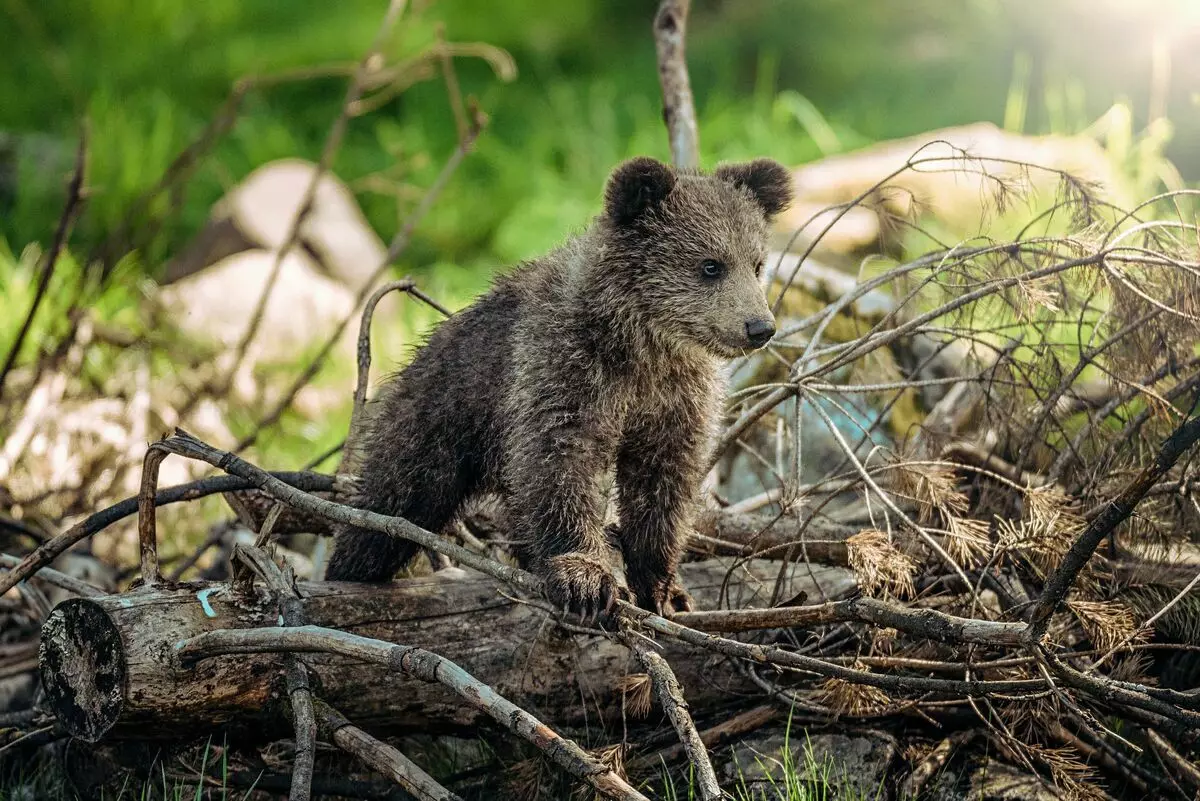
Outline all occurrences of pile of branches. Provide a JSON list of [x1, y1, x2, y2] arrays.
[[6, 1, 1200, 800]]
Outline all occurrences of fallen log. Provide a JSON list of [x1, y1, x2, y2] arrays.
[[38, 557, 856, 743]]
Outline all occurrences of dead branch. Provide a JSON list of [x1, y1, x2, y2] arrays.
[[618, 627, 720, 800], [1027, 411, 1200, 641], [653, 0, 699, 169], [0, 471, 332, 597], [0, 553, 104, 598], [155, 430, 539, 591], [317, 700, 461, 801], [635, 615, 1042, 696], [675, 595, 1024, 644], [343, 278, 451, 472], [178, 625, 649, 801], [234, 545, 316, 801], [135, 446, 169, 587]]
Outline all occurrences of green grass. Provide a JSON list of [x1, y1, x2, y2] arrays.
[[657, 713, 884, 801], [0, 736, 259, 801]]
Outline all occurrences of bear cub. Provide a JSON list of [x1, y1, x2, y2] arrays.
[[325, 155, 793, 616]]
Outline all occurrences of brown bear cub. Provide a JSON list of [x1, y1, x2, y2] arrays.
[[325, 155, 792, 616]]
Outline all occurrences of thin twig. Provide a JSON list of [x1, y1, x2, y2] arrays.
[[234, 115, 484, 452], [1145, 729, 1200, 794], [0, 471, 332, 597], [166, 525, 228, 582], [342, 278, 451, 472], [0, 126, 87, 400], [0, 724, 61, 756], [157, 430, 538, 591], [435, 25, 468, 143]]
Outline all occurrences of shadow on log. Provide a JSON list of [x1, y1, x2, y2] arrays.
[[39, 558, 856, 743]]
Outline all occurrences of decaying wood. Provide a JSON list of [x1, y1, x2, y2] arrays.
[[181, 628, 647, 801], [37, 557, 855, 743]]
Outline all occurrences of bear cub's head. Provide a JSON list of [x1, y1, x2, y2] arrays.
[[601, 155, 792, 358]]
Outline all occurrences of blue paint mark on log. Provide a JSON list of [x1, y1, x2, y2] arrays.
[[196, 588, 218, 618]]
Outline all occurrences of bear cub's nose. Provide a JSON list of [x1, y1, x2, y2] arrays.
[[744, 318, 776, 348]]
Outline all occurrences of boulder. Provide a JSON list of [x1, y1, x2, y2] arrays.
[[776, 122, 1129, 258], [163, 159, 387, 291]]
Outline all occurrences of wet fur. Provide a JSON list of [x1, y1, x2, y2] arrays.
[[325, 156, 793, 615]]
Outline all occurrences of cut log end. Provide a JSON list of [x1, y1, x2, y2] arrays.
[[39, 598, 126, 743]]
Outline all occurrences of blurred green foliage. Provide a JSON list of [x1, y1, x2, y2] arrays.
[[4, 0, 1198, 278], [2, 0, 1198, 474]]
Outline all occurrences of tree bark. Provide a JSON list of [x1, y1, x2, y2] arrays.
[[39, 558, 855, 743]]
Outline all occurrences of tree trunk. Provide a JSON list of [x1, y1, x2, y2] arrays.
[[39, 558, 855, 743]]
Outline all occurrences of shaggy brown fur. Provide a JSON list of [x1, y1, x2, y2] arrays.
[[325, 156, 792, 615]]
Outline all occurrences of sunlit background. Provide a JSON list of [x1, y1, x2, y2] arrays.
[[4, 0, 1199, 270], [2, 0, 1200, 545]]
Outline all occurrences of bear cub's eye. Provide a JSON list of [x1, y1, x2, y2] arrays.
[[700, 259, 726, 280], [755, 259, 765, 278]]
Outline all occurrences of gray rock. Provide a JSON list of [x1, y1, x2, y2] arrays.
[[719, 728, 895, 799], [967, 761, 1062, 800], [918, 757, 1064, 801]]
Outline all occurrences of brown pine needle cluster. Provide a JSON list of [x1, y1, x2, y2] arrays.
[[996, 486, 1083, 575], [814, 662, 892, 716], [1037, 745, 1106, 801], [944, 515, 992, 567], [618, 672, 653, 719], [1014, 276, 1063, 319], [847, 529, 917, 598], [505, 754, 552, 801], [894, 463, 969, 524], [1066, 599, 1142, 653], [572, 744, 630, 801]]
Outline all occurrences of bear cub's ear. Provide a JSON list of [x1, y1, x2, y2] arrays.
[[715, 158, 793, 218], [605, 157, 677, 226]]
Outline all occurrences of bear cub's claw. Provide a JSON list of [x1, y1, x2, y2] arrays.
[[630, 576, 695, 617], [544, 552, 631, 622], [662, 581, 695, 616]]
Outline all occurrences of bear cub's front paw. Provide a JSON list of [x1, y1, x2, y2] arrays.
[[631, 575, 694, 617], [543, 552, 631, 620]]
